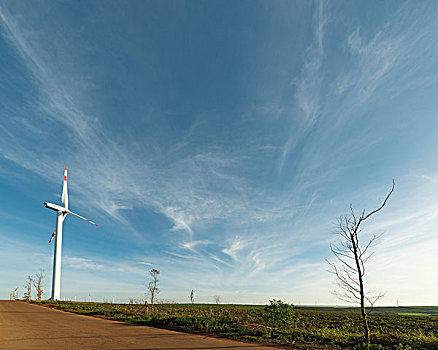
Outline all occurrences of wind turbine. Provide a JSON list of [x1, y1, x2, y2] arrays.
[[44, 166, 98, 300]]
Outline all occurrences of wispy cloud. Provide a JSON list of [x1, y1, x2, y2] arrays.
[[181, 240, 211, 251], [417, 174, 438, 184], [222, 237, 248, 261], [279, 1, 326, 172], [333, 3, 437, 126], [295, 0, 325, 128], [64, 257, 105, 271], [278, 2, 438, 204]]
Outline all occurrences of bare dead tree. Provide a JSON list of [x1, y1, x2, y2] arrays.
[[190, 289, 195, 304], [328, 180, 394, 346], [24, 276, 32, 301], [10, 288, 18, 300], [213, 295, 221, 305], [147, 268, 160, 311], [33, 270, 45, 301]]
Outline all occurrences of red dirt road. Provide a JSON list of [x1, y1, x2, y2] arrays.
[[0, 301, 282, 349]]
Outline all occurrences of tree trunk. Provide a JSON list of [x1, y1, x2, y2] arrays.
[[352, 234, 370, 345], [360, 295, 370, 345]]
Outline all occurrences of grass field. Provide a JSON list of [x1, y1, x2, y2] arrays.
[[294, 306, 438, 317], [32, 301, 438, 349]]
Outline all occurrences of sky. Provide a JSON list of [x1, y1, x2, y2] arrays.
[[0, 0, 437, 305]]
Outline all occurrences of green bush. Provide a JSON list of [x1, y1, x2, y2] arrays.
[[394, 344, 412, 350], [262, 299, 295, 328]]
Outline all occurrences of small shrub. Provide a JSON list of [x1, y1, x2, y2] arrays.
[[262, 299, 295, 329], [394, 344, 412, 350], [352, 343, 384, 350]]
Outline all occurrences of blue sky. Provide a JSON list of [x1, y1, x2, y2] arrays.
[[0, 1, 437, 305]]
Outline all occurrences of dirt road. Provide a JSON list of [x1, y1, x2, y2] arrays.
[[0, 301, 281, 349]]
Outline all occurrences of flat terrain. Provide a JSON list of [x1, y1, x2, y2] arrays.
[[294, 305, 438, 317], [164, 303, 438, 317], [0, 301, 281, 349], [31, 301, 438, 349]]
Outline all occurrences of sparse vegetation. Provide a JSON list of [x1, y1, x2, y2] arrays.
[[32, 300, 438, 349]]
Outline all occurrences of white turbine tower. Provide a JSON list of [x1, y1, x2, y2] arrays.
[[44, 166, 97, 300]]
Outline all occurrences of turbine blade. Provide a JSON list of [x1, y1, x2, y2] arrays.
[[48, 228, 56, 243], [67, 210, 98, 226], [61, 165, 68, 210]]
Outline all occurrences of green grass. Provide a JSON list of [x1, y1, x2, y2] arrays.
[[294, 306, 438, 317], [32, 301, 438, 349]]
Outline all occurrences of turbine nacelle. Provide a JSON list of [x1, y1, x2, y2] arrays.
[[44, 202, 67, 213]]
